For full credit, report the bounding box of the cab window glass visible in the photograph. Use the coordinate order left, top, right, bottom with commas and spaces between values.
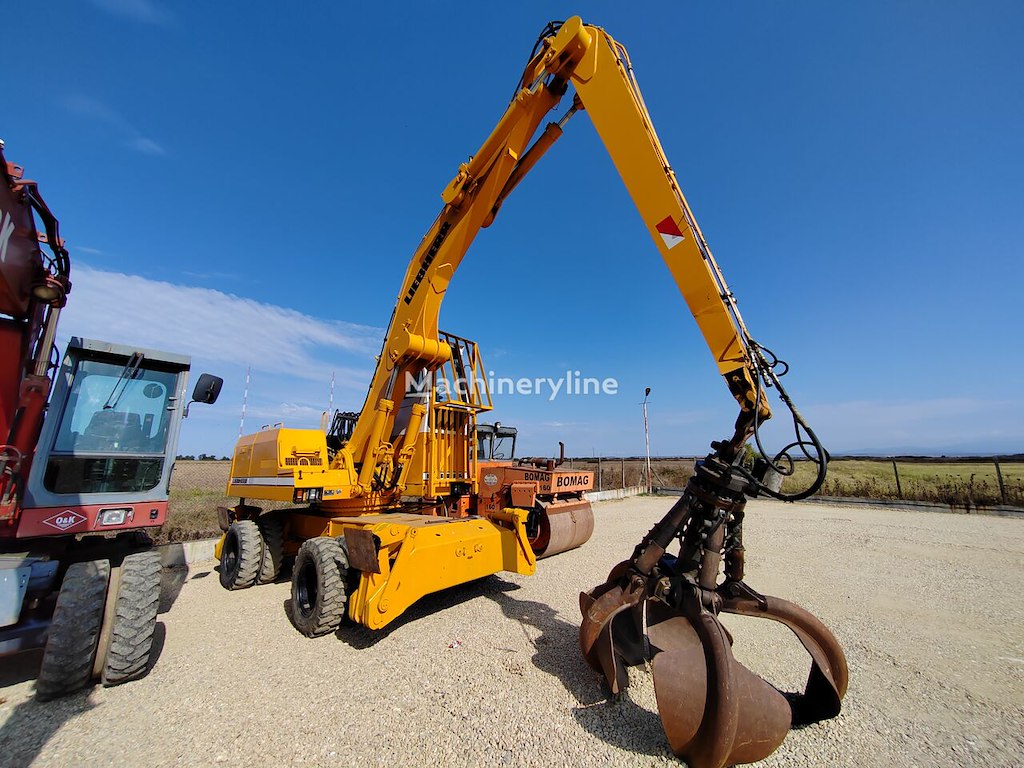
53, 359, 177, 454
493, 436, 513, 460
44, 358, 179, 495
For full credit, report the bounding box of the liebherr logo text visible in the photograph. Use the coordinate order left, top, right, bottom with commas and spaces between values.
403, 220, 452, 304
556, 475, 589, 489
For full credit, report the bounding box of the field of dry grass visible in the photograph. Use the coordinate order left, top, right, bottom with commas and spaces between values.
163, 461, 232, 544
566, 457, 695, 491
784, 458, 1024, 508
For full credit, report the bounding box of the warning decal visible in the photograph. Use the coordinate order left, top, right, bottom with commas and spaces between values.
655, 216, 685, 249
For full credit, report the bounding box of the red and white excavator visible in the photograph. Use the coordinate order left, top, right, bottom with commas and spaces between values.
0, 139, 221, 699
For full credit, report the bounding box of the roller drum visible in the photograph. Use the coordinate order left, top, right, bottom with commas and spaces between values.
530, 498, 594, 558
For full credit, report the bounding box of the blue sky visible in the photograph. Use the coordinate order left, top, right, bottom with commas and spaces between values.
5, 1, 1022, 457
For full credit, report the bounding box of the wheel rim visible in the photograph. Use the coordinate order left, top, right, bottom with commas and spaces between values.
296, 558, 318, 618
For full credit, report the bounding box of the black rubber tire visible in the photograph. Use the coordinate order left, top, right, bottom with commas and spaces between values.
101, 549, 162, 686
290, 537, 348, 637
219, 520, 263, 590
256, 514, 285, 585
36, 560, 110, 701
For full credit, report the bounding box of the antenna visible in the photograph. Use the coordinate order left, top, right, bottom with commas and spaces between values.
239, 364, 251, 438
320, 371, 336, 433
642, 387, 652, 493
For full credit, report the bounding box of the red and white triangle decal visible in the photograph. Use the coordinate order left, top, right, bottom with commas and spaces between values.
655, 216, 685, 249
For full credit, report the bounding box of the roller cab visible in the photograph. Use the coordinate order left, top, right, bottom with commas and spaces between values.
475, 423, 595, 558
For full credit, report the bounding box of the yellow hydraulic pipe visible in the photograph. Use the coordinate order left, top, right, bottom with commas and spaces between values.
484, 121, 564, 228
393, 402, 426, 490
356, 399, 394, 493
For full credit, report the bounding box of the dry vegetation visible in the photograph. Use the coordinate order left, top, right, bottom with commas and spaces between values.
163, 460, 232, 544
162, 457, 1023, 544
574, 455, 1024, 509
566, 457, 695, 491
784, 457, 1024, 509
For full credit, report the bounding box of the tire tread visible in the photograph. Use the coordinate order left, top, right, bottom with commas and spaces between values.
220, 519, 263, 590
291, 537, 347, 637
36, 560, 110, 701
256, 514, 284, 585
101, 549, 162, 686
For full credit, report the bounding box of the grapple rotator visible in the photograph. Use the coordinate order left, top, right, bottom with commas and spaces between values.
580, 445, 848, 768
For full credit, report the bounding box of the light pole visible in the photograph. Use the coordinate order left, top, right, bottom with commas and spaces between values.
642, 387, 652, 493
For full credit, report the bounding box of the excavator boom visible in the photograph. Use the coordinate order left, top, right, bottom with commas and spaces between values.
339, 19, 773, 495
222, 18, 841, 765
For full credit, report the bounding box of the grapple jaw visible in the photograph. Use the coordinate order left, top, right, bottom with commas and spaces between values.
579, 452, 848, 768
647, 599, 792, 767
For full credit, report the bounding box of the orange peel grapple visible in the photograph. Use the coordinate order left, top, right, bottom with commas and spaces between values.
580, 445, 848, 767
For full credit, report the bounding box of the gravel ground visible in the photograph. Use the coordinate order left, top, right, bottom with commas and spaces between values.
1, 497, 1022, 767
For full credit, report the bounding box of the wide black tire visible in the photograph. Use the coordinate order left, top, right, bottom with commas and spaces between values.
290, 537, 348, 637
256, 514, 285, 585
219, 519, 263, 590
101, 549, 162, 686
36, 560, 110, 701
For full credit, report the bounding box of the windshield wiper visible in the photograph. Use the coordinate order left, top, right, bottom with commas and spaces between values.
103, 352, 145, 410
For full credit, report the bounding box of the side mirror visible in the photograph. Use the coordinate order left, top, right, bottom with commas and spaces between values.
192, 373, 223, 405
184, 373, 223, 417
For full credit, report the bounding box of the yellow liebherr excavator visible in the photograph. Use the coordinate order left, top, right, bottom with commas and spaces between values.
219, 18, 846, 766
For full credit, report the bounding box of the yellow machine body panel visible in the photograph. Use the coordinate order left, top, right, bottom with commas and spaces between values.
335, 510, 535, 630
227, 427, 357, 503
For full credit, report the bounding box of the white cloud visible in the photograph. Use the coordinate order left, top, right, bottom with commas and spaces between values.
56, 266, 383, 454
46, 267, 1017, 458
63, 94, 122, 123
89, 0, 171, 25
508, 394, 1021, 458
245, 403, 328, 422
128, 137, 167, 156
803, 398, 1021, 453
61, 265, 380, 384
62, 94, 167, 157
